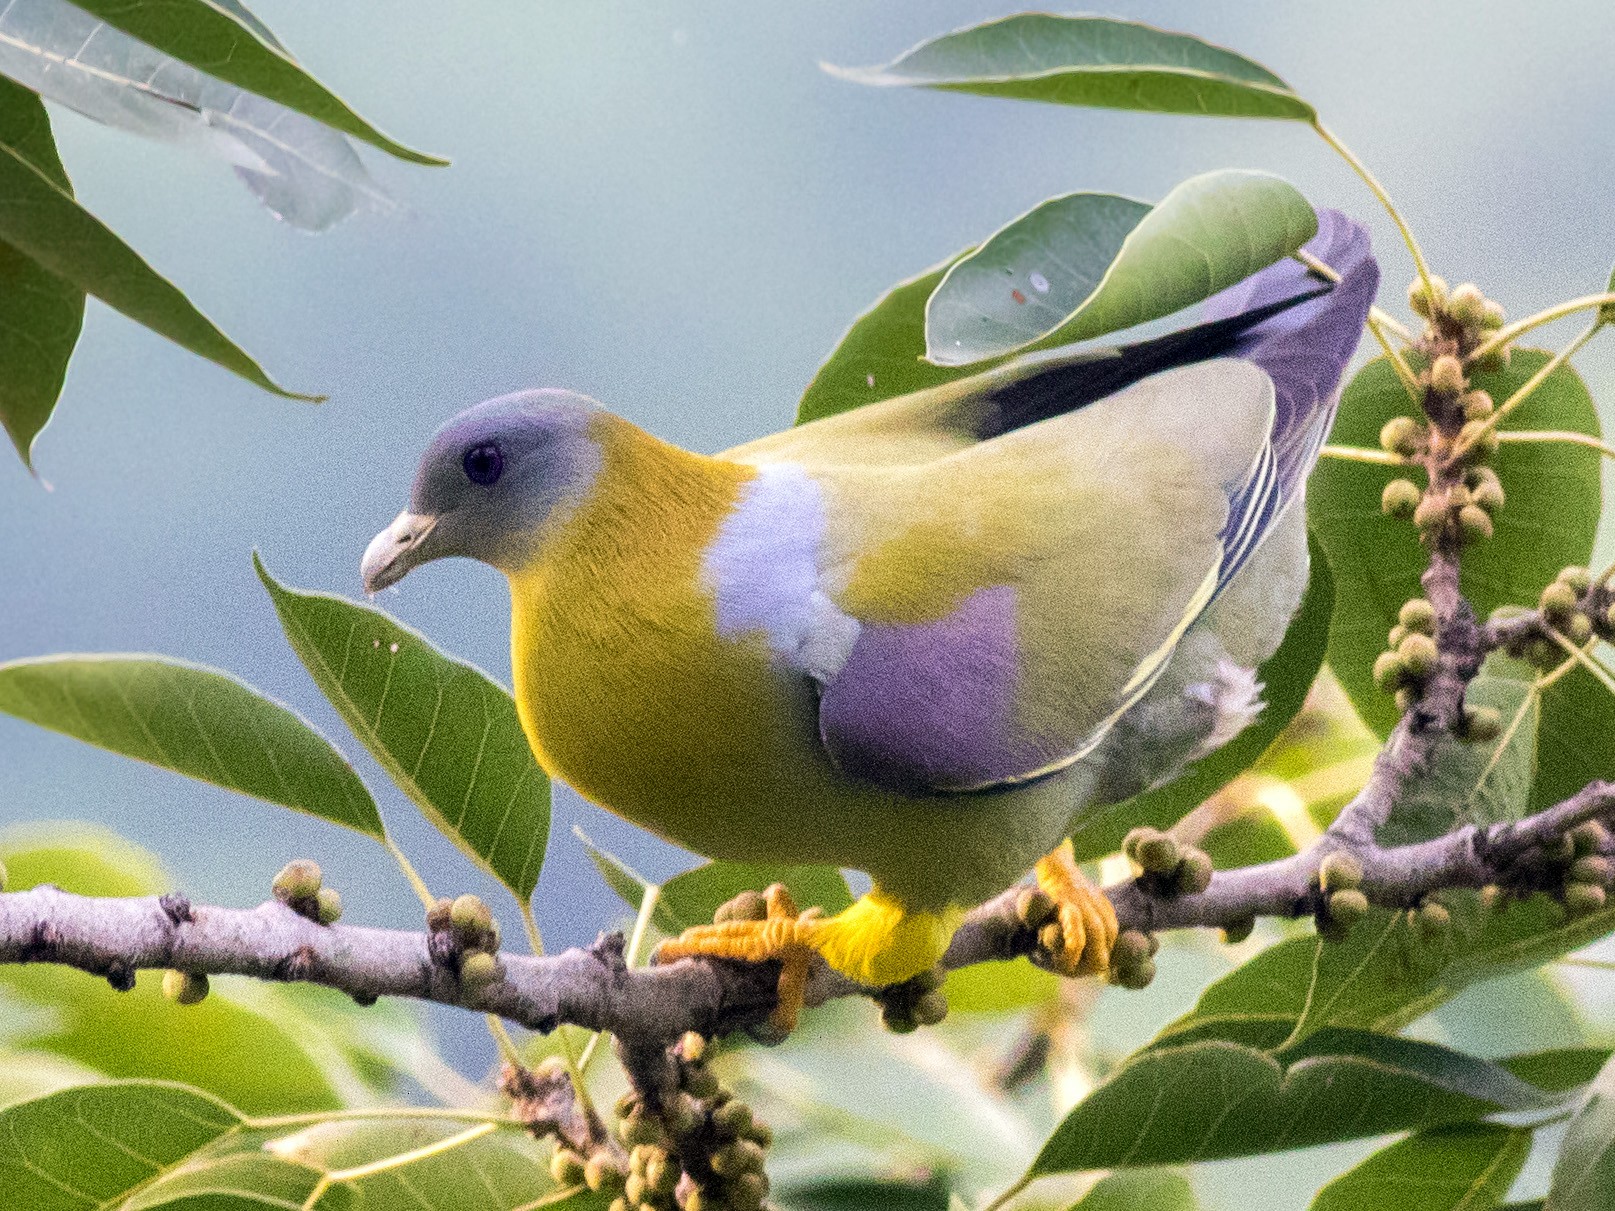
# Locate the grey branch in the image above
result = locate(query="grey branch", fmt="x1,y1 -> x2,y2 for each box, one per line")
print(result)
4,780 -> 1612,1043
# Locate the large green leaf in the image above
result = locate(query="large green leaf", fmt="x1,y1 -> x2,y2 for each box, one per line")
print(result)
1548,1054 -> 1615,1211
796,257 -> 967,424
1309,351 -> 1601,735
1160,892 -> 1615,1048
0,824 -> 394,1114
1532,663 -> 1615,814
0,1081 -> 244,1211
1028,1029 -> 1553,1176
1069,535 -> 1334,860
123,1152 -> 354,1211
1310,1124 -> 1531,1211
257,557 -> 550,903
828,14 -> 1315,121
64,0 -> 443,165
925,171 -> 1316,365
0,131 -> 311,400
0,655 -> 381,838
0,77 -> 81,467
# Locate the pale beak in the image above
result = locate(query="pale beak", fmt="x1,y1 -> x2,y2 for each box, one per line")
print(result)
361,510 -> 439,593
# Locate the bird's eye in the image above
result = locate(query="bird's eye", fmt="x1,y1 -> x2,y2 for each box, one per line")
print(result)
463,443 -> 503,486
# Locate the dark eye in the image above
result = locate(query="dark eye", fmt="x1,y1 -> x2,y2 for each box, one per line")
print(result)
463,443 -> 503,486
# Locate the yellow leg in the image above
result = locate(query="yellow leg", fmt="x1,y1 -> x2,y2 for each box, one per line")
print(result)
1033,839 -> 1120,977
653,884 -> 961,1033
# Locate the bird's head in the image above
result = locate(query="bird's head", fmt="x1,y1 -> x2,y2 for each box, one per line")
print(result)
361,389 -> 604,592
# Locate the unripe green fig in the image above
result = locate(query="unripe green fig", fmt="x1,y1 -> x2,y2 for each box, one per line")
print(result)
1407,274 -> 1449,318
1447,282 -> 1485,326
1112,958 -> 1156,990
1572,821 -> 1611,856
162,969 -> 209,1005
459,950 -> 501,987
1457,420 -> 1499,457
1379,416 -> 1423,456
1111,929 -> 1153,969
1398,598 -> 1437,634
1174,850 -> 1214,895
1559,566 -> 1593,595
1373,651 -> 1406,693
1382,478 -> 1423,519
1570,855 -> 1614,887
1326,889 -> 1370,929
1319,852 -> 1365,892
1398,633 -> 1439,679
1481,299 -> 1506,328
1430,354 -> 1465,396
1565,881 -> 1608,917
913,990 -> 949,1026
315,887 -> 343,925
1220,916 -> 1256,945
551,1148 -> 587,1186
1461,389 -> 1495,420
272,859 -> 321,903
1135,833 -> 1181,874
1416,900 -> 1452,944
1458,504 -> 1494,543
1471,476 -> 1505,514
1413,494 -> 1448,531
1015,886 -> 1056,927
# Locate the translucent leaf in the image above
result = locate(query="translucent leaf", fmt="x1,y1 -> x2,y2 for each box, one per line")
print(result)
1548,1054 -> 1615,1211
925,171 -> 1316,366
828,14 -> 1315,121
0,655 -> 382,838
257,557 -> 550,904
0,76 -> 80,467
1029,1029 -> 1556,1176
0,0 -> 415,230
1309,350 -> 1601,736
1072,1171 -> 1198,1210
1309,1125 -> 1530,1211
63,0 -> 441,163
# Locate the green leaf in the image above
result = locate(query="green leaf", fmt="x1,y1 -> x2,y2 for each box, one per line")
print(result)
1501,1048 -> 1612,1094
0,77 -> 81,467
579,827 -> 853,934
0,824 -> 381,1114
0,1081 -> 244,1211
828,14 -> 1315,121
64,0 -> 444,166
1548,1054 -> 1615,1210
1069,535 -> 1334,860
1532,662 -> 1615,814
124,1152 -> 354,1211
256,557 -> 550,903
780,1176 -> 951,1211
1161,891 -> 1615,1047
1071,1170 -> 1198,1210
259,1117 -> 595,1211
0,655 -> 382,838
1376,656 -> 1539,847
0,131 -> 313,401
1309,350 -> 1601,736
1029,1030 -> 1554,1176
1309,1124 -> 1531,1211
925,171 -> 1317,365
796,255 -> 968,424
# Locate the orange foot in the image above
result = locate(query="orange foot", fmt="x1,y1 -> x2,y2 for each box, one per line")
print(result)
1031,839 -> 1120,977
653,883 -> 824,1034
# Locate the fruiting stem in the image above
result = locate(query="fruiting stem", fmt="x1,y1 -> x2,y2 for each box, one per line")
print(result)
1320,444 -> 1408,466
521,902 -> 546,956
1312,120 -> 1435,303
1367,319 -> 1423,399
1469,300 -> 1612,364
249,1106 -> 521,1130
510,1187 -> 594,1211
384,838 -> 436,911
486,1014 -> 524,1065
982,1174 -> 1035,1211
1495,429 -> 1615,461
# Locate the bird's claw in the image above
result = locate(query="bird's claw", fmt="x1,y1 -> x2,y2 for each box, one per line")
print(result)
1028,839 -> 1119,977
653,883 -> 823,1034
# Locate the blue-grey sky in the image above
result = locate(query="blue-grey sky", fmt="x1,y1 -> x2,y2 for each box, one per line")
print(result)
3,3 -> 1614,1179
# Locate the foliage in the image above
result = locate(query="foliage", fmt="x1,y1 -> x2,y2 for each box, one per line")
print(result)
5,8 -> 1615,1211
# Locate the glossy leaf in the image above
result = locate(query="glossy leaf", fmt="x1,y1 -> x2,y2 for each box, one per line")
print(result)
926,171 -> 1316,365
1310,1125 -> 1531,1211
797,256 -> 971,423
0,1081 -> 244,1211
63,0 -> 443,165
1533,662 -> 1615,814
781,1176 -> 951,1211
1029,1029 -> 1553,1176
1161,891 -> 1615,1047
1501,1048 -> 1612,1094
0,654 -> 382,838
0,76 -> 81,466
0,126 -> 312,400
828,14 -> 1315,121
1071,1170 -> 1198,1210
257,557 -> 550,902
1548,1054 -> 1615,1211
1070,535 -> 1334,860
1309,350 -> 1601,735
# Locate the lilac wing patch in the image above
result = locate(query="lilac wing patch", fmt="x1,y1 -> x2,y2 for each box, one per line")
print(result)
818,585 -> 1028,794
1206,209 -> 1380,496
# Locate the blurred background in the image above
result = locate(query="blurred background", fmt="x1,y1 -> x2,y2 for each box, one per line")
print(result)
3,2 -> 1614,1201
